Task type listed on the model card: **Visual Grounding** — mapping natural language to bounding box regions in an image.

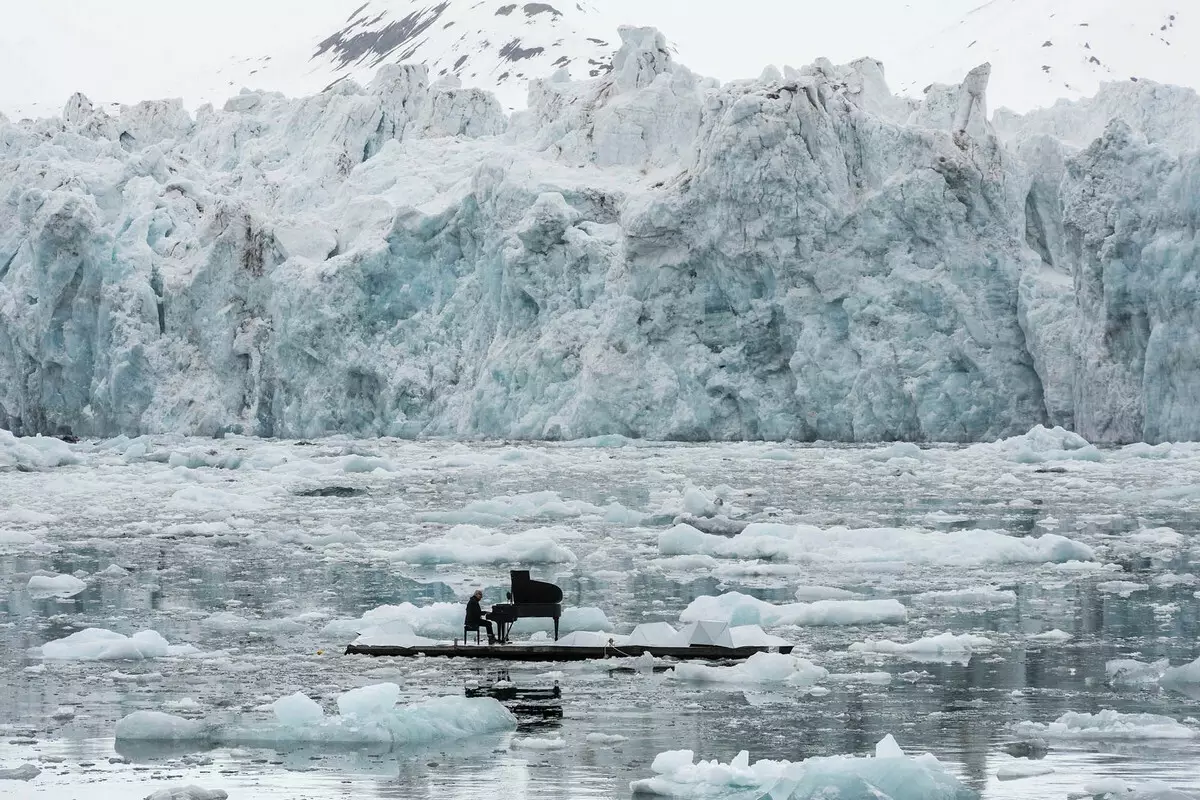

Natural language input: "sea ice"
[0,430,79,469]
[271,692,325,727]
[1097,581,1150,597]
[1161,657,1200,686]
[118,692,516,748]
[390,525,578,565]
[793,585,863,601]
[144,787,229,800]
[39,628,198,660]
[996,760,1054,780]
[850,633,993,660]
[630,735,969,799]
[512,736,567,750]
[1014,710,1197,740]
[680,592,908,627]
[115,711,208,741]
[0,764,41,781]
[586,733,629,745]
[26,573,86,598]
[1107,659,1169,687]
[911,587,1017,608]
[660,523,1093,567]
[671,652,829,686]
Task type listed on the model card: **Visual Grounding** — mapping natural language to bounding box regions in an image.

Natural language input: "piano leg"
[553,616,559,642]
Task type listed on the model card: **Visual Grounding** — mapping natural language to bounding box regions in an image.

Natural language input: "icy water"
[3,435,1200,799]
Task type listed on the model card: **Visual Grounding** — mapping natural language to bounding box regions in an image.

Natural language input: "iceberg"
[39,628,198,661]
[5,21,1200,444]
[680,592,908,628]
[850,633,994,660]
[630,735,972,799]
[27,573,86,598]
[116,689,516,749]
[671,652,829,687]
[1014,710,1198,740]
[659,523,1094,567]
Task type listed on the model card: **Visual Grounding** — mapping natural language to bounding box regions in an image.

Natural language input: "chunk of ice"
[631,735,968,798]
[116,712,207,741]
[672,652,828,686]
[271,692,324,727]
[336,683,400,718]
[996,760,1054,781]
[681,592,907,627]
[1015,710,1197,740]
[512,736,567,750]
[40,628,197,660]
[0,764,41,781]
[144,787,229,800]
[850,633,993,660]
[586,732,629,745]
[27,573,86,598]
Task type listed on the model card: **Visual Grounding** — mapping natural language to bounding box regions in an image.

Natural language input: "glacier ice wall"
[2,27,1198,443]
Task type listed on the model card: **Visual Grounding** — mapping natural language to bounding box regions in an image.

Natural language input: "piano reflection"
[488,570,564,644]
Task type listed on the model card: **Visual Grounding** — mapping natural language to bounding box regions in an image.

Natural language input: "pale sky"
[0,1,981,116]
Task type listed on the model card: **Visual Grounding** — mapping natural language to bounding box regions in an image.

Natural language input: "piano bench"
[463,625,482,645]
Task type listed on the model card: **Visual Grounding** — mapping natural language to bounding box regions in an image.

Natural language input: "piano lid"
[510,570,564,604]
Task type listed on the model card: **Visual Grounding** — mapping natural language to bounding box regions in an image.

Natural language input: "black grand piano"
[486,570,563,643]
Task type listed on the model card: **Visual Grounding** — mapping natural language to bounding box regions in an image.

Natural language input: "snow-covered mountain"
[211,1,620,112]
[3,1,1196,120]
[893,0,1195,111]
[4,25,1200,443]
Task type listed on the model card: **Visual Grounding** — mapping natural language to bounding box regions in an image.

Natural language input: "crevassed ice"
[4,23,1200,444]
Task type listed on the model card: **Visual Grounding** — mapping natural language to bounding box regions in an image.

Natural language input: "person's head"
[472,589,483,600]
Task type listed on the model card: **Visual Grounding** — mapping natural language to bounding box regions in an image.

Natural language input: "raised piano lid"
[510,570,564,604]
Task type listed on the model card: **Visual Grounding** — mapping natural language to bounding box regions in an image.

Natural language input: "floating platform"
[344,643,794,661]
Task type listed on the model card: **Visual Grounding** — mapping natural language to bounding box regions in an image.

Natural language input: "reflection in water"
[5,438,1200,798]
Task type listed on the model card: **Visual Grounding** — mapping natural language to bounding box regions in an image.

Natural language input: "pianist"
[465,589,496,645]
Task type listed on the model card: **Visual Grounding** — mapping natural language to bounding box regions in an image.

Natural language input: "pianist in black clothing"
[465,589,496,644]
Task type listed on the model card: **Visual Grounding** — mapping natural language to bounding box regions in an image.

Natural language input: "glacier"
[3,26,1200,443]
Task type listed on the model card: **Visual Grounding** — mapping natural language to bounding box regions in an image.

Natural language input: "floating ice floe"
[1162,657,1200,686]
[144,786,229,800]
[586,732,629,745]
[793,585,864,601]
[1083,778,1200,799]
[1097,581,1150,597]
[512,736,567,750]
[27,573,86,598]
[0,764,41,781]
[0,429,79,469]
[200,612,306,635]
[39,629,198,661]
[671,652,829,687]
[659,522,1093,567]
[850,633,993,662]
[1107,659,1169,688]
[630,735,969,799]
[390,524,579,565]
[1027,629,1073,643]
[973,425,1104,464]
[1014,710,1197,740]
[680,592,907,627]
[996,760,1054,781]
[117,688,516,748]
[166,486,275,514]
[910,587,1017,608]
[417,491,608,526]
